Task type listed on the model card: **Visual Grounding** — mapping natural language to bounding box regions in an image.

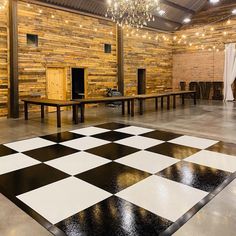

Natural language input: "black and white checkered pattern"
[0,122,236,235]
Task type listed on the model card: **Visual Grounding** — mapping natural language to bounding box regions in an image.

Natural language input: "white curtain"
[224,43,236,101]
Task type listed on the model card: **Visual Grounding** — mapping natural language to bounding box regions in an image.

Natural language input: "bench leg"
[161,97,164,109]
[127,100,131,115]
[173,95,176,109]
[167,96,170,110]
[74,105,78,124]
[131,99,134,117]
[57,106,61,128]
[122,101,125,115]
[41,105,44,119]
[155,98,158,110]
[80,104,85,123]
[24,102,28,120]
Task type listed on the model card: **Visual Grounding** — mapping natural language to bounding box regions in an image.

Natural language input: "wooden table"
[136,93,171,115]
[135,90,197,115]
[73,96,135,122]
[22,98,80,127]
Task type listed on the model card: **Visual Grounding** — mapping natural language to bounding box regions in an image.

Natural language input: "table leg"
[127,100,131,115]
[161,97,164,109]
[56,106,61,128]
[173,95,176,109]
[24,102,28,120]
[41,105,44,119]
[131,99,134,117]
[139,99,144,115]
[122,101,125,115]
[155,98,158,110]
[182,94,185,105]
[194,92,197,105]
[74,105,78,124]
[167,96,170,110]
[80,104,85,123]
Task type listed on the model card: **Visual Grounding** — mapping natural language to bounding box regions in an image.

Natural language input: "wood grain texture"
[0,0,8,117]
[123,30,173,95]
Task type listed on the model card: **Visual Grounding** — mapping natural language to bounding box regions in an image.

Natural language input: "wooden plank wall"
[123,30,173,95]
[17,1,117,112]
[173,4,236,89]
[0,0,8,117]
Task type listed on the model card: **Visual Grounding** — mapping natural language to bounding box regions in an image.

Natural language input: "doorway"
[72,68,86,99]
[137,69,146,94]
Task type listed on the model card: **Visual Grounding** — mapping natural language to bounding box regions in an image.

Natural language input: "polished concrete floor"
[0,99,236,235]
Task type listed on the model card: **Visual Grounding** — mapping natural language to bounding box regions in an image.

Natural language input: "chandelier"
[105,0,160,29]
[0,0,7,10]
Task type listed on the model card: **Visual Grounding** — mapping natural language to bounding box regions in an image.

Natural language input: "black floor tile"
[147,142,200,160]
[41,132,84,143]
[92,131,132,142]
[75,162,150,194]
[23,144,79,162]
[56,196,172,236]
[95,122,130,130]
[141,130,181,141]
[157,161,231,192]
[0,164,69,196]
[86,143,139,160]
[207,141,236,156]
[0,145,17,157]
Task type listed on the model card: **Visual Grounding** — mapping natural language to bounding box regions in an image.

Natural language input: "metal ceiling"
[35,0,210,31]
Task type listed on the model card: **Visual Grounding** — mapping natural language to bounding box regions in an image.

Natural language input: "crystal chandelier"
[105,0,160,29]
[0,0,7,10]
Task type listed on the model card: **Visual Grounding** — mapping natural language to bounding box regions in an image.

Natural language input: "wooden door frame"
[70,67,88,99]
[46,66,67,100]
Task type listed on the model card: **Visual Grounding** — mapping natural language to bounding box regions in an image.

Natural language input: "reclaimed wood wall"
[173,4,236,89]
[17,1,117,112]
[0,0,8,117]
[123,30,173,95]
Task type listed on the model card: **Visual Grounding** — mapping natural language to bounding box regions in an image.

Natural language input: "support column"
[116,25,124,95]
[9,0,19,118]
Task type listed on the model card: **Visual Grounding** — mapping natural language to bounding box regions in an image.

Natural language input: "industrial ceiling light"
[209,0,220,4]
[183,17,191,23]
[105,0,161,28]
[232,9,236,15]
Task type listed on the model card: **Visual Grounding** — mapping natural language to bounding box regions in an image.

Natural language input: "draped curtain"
[224,43,236,101]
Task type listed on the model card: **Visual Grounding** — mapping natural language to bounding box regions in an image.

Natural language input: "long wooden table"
[73,96,135,122]
[135,90,196,115]
[22,98,80,127]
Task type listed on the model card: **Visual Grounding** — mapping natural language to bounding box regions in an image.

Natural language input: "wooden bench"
[135,90,196,115]
[73,96,135,122]
[22,98,80,128]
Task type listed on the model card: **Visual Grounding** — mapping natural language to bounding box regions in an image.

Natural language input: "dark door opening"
[137,69,146,94]
[72,68,85,99]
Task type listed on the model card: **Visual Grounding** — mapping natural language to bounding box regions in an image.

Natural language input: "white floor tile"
[45,151,111,175]
[70,127,109,136]
[116,175,208,222]
[115,136,163,150]
[61,137,110,151]
[116,151,179,174]
[115,126,154,135]
[17,177,112,224]
[169,135,219,149]
[4,138,55,152]
[0,153,40,175]
[185,150,236,173]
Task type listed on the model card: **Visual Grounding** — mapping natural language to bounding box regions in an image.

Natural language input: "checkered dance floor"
[0,122,236,235]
